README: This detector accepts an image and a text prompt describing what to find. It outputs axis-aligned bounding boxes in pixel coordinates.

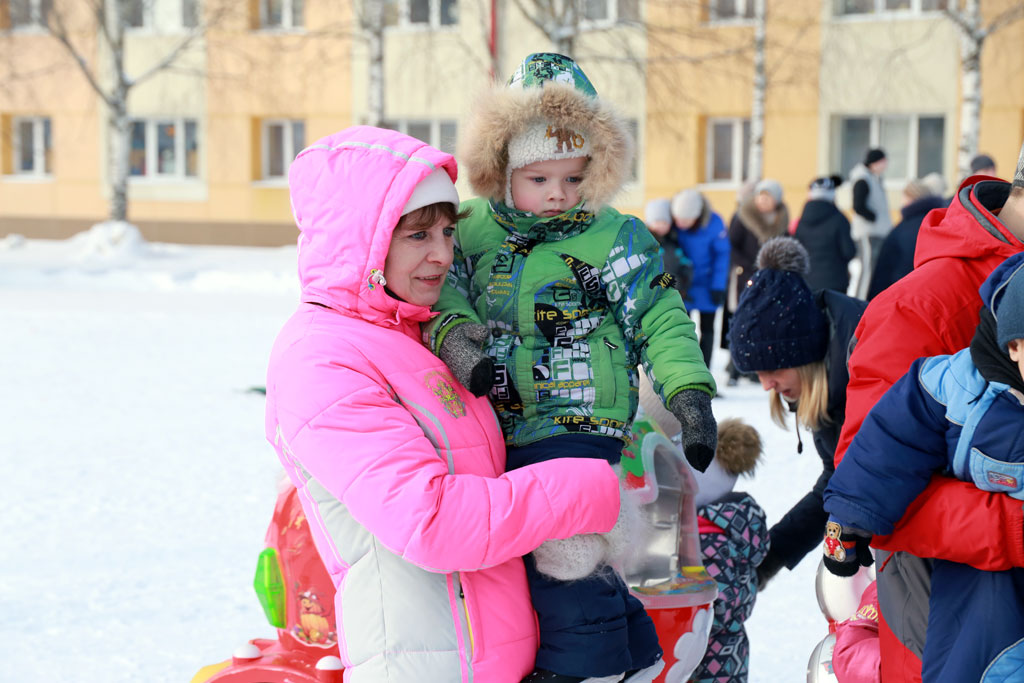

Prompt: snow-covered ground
[1,224,828,682]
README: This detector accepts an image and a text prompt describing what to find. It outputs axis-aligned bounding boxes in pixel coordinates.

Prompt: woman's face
[754,191,777,214]
[383,215,455,307]
[756,367,802,401]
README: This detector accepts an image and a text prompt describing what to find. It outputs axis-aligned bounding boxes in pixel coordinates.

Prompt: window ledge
[129,176,203,184]
[2,174,54,182]
[705,18,756,27]
[253,26,308,34]
[383,24,459,33]
[251,178,289,188]
[699,180,743,190]
[830,11,946,22]
[6,25,49,34]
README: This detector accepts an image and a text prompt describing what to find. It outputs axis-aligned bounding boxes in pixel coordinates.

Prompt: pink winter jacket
[265,126,621,682]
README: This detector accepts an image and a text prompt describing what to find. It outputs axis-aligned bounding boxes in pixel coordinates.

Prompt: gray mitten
[532,534,607,581]
[669,390,718,473]
[437,322,495,397]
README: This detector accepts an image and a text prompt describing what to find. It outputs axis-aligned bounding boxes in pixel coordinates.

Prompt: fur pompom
[755,236,810,275]
[715,417,762,477]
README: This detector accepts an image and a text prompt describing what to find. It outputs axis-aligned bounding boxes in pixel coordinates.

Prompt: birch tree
[945,0,1024,179]
[40,0,231,223]
[747,0,766,182]
[357,0,386,126]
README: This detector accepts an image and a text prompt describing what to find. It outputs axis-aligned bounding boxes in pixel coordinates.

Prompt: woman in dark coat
[794,175,856,294]
[725,179,789,384]
[728,236,867,587]
[867,180,947,300]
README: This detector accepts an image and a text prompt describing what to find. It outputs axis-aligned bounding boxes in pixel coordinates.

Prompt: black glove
[668,390,717,472]
[822,518,873,577]
[755,548,784,592]
[710,289,726,307]
[437,322,495,397]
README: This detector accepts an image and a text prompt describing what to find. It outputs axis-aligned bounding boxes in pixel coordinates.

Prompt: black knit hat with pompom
[728,236,829,373]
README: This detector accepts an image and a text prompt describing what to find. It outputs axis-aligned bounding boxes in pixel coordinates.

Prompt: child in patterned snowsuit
[689,418,769,683]
[823,252,1024,681]
[427,53,719,683]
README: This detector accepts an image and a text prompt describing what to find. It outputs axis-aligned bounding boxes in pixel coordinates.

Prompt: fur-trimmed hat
[692,417,762,508]
[458,52,634,211]
[728,237,830,373]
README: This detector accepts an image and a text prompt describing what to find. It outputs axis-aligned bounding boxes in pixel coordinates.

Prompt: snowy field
[1,224,826,682]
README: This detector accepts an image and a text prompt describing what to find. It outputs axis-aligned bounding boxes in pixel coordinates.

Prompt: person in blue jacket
[823,252,1024,682]
[670,189,731,369]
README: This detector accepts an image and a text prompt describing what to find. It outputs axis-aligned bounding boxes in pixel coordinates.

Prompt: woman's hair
[768,359,830,432]
[396,202,471,232]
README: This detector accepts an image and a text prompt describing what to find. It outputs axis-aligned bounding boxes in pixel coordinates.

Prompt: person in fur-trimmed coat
[689,418,769,683]
[427,52,719,683]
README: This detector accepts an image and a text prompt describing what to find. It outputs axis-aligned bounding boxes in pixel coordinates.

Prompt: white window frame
[382,119,458,155]
[577,0,630,29]
[832,0,953,19]
[11,116,52,177]
[704,116,750,187]
[8,0,52,30]
[128,117,201,182]
[707,0,755,25]
[258,0,304,31]
[383,0,459,30]
[260,119,305,182]
[833,113,946,184]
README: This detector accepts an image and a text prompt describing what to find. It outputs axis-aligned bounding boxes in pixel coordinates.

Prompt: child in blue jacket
[822,252,1024,682]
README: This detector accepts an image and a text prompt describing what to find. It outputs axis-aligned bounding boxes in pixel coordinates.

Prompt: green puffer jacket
[428,197,715,447]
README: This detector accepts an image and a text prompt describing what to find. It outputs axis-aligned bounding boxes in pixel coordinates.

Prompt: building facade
[1,0,1022,244]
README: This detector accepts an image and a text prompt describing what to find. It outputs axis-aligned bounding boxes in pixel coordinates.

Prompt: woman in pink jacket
[265,126,623,683]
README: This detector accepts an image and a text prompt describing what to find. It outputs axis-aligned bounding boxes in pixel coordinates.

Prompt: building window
[383,119,457,155]
[383,0,458,28]
[260,0,303,29]
[262,119,305,179]
[580,0,639,25]
[706,117,751,184]
[833,0,948,16]
[709,0,754,22]
[182,0,199,28]
[12,116,52,175]
[8,0,52,28]
[122,0,147,28]
[835,114,944,181]
[129,118,200,179]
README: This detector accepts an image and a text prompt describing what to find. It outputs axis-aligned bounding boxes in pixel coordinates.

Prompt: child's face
[383,215,455,307]
[1010,339,1024,382]
[510,157,587,217]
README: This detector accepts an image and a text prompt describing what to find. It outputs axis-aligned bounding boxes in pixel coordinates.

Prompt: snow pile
[70,220,149,262]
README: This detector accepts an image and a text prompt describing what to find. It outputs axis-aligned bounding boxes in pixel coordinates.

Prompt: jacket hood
[979,252,1024,318]
[288,126,458,328]
[915,177,1022,270]
[458,53,633,211]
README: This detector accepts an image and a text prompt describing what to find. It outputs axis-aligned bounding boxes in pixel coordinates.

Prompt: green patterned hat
[506,53,597,98]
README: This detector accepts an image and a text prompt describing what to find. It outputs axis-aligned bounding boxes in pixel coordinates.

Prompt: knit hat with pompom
[728,236,829,373]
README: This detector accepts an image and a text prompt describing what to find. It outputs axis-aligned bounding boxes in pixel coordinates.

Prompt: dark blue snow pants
[507,434,663,678]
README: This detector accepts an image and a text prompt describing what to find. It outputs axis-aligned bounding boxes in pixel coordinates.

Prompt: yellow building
[1,1,1023,244]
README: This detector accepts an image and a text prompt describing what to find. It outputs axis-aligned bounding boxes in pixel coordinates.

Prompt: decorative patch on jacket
[650,272,678,290]
[987,471,1019,489]
[424,371,467,418]
[560,254,604,299]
